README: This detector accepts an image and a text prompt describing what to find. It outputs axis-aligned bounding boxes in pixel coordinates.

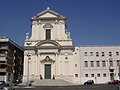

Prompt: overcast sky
[0,0,120,46]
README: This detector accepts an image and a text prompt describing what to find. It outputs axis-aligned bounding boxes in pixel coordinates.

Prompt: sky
[0,0,120,46]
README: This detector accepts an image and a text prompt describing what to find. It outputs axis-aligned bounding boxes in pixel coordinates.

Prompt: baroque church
[23,7,120,84]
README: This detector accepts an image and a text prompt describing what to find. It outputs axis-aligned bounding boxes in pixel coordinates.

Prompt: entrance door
[45,64,51,79]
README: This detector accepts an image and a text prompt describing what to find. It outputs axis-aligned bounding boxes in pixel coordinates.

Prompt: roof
[31,7,66,20]
[0,36,23,51]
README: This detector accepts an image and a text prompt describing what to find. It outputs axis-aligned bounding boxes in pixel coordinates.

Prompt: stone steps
[32,79,74,86]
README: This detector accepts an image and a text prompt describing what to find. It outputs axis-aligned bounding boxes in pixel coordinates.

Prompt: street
[15,84,119,90]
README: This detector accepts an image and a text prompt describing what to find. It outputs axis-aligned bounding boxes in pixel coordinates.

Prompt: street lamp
[26,42,31,86]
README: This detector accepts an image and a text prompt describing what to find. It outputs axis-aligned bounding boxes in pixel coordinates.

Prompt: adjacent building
[23,7,120,84]
[0,36,24,83]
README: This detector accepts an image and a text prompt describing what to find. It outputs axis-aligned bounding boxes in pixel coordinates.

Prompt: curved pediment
[36,40,61,48]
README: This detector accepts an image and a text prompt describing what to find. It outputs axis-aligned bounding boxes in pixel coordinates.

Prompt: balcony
[0,68,7,72]
[0,46,8,50]
[0,57,6,61]
[0,53,6,57]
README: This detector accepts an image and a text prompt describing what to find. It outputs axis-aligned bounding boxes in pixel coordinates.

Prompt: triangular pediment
[31,7,66,20]
[40,12,57,18]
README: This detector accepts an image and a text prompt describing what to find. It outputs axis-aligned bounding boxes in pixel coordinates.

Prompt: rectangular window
[117,60,120,67]
[85,61,88,67]
[103,73,106,77]
[84,52,87,56]
[109,61,113,67]
[75,64,77,67]
[91,74,94,77]
[96,61,100,67]
[109,52,112,56]
[75,74,78,77]
[97,74,100,77]
[46,29,51,40]
[102,61,106,67]
[96,52,99,57]
[85,74,88,77]
[90,52,93,56]
[91,61,94,67]
[116,52,119,56]
[102,52,105,56]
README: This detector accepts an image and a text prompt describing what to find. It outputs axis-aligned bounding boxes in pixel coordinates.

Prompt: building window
[85,61,88,67]
[96,61,100,67]
[102,61,106,67]
[109,52,112,56]
[85,74,88,77]
[117,60,120,67]
[65,57,68,59]
[102,52,105,56]
[75,64,77,67]
[97,74,100,77]
[103,73,106,77]
[84,52,87,56]
[75,74,78,77]
[91,61,94,67]
[46,29,51,40]
[90,52,93,56]
[109,61,113,67]
[116,52,119,56]
[96,52,99,57]
[0,64,6,68]
[91,74,94,77]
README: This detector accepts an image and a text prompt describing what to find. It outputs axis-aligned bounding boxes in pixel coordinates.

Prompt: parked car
[107,80,120,84]
[3,83,15,90]
[0,81,5,89]
[84,80,94,85]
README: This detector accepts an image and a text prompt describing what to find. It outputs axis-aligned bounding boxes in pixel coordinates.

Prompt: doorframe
[44,64,51,79]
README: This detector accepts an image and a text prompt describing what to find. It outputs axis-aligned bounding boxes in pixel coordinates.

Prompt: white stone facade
[23,8,120,84]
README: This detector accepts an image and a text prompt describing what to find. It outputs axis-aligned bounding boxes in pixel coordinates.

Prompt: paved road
[15,84,119,90]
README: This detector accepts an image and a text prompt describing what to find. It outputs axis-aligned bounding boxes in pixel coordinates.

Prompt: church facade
[23,7,120,84]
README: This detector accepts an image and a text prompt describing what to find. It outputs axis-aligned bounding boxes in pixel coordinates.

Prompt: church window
[65,57,68,59]
[46,29,51,40]
[75,74,78,77]
[75,64,77,67]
